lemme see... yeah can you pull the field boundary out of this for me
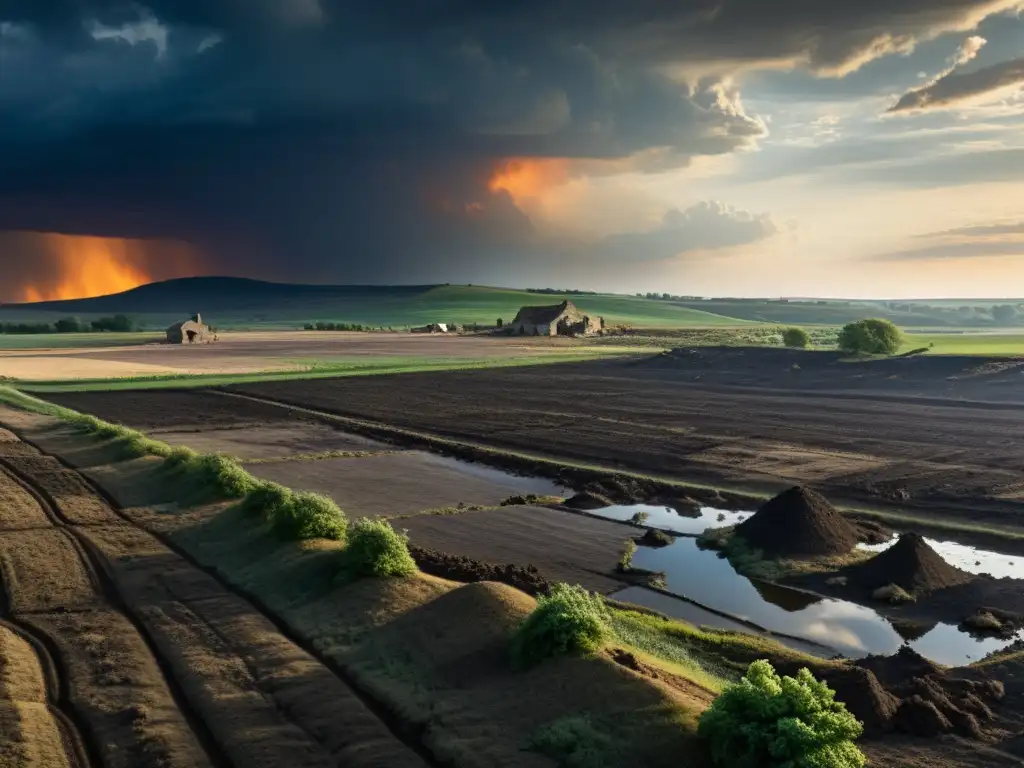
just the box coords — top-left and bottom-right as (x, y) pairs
(212, 389), (1024, 550)
(1, 421), (443, 768)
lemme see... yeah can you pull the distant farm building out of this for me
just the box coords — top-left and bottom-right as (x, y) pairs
(411, 323), (450, 334)
(166, 314), (210, 344)
(508, 300), (601, 336)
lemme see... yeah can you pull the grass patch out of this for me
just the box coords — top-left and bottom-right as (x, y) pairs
(338, 518), (417, 580)
(606, 606), (826, 685)
(0, 332), (161, 350)
(527, 715), (613, 768)
(499, 493), (565, 506)
(511, 583), (611, 669)
(902, 331), (1024, 356)
(242, 449), (395, 465)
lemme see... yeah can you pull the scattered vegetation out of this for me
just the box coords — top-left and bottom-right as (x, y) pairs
(617, 540), (637, 572)
(500, 493), (565, 506)
(241, 482), (348, 541)
(837, 318), (903, 355)
(628, 510), (650, 526)
(871, 584), (916, 604)
(697, 660), (865, 768)
(338, 518), (417, 580)
(527, 715), (612, 768)
(511, 583), (610, 669)
(782, 327), (810, 348)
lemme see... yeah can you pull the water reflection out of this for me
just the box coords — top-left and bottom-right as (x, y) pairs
(586, 503), (748, 536)
(422, 454), (570, 498)
(620, 537), (1022, 665)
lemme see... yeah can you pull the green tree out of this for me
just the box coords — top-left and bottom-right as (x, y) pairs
(837, 318), (902, 355)
(698, 660), (865, 768)
(782, 327), (810, 348)
(54, 317), (83, 333)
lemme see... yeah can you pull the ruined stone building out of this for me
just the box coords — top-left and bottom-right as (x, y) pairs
(166, 313), (210, 344)
(508, 300), (602, 336)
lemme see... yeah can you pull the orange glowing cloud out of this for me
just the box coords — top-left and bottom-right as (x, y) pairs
(19, 233), (199, 302)
(488, 158), (571, 206)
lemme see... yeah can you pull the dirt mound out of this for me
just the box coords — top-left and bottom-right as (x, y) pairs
(636, 529), (674, 548)
(734, 486), (858, 557)
(564, 491), (614, 509)
(842, 533), (975, 594)
(856, 645), (942, 688)
(410, 546), (550, 595)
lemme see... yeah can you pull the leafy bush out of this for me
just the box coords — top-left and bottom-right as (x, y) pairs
(241, 482), (294, 519)
(782, 327), (810, 349)
(270, 491), (347, 541)
(698, 660), (865, 768)
(511, 583), (610, 668)
(837, 319), (902, 355)
(340, 518), (417, 579)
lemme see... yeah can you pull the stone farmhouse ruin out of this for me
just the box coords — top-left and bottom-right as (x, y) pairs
(508, 300), (602, 336)
(166, 313), (210, 344)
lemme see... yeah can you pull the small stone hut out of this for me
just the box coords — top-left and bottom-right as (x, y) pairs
(508, 300), (601, 336)
(410, 323), (449, 334)
(166, 313), (210, 344)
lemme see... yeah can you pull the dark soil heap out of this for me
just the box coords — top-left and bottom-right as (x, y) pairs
(564, 491), (614, 510)
(734, 486), (858, 557)
(409, 546), (550, 596)
(842, 533), (975, 594)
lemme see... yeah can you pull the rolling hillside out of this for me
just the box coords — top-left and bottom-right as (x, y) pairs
(0, 278), (749, 329)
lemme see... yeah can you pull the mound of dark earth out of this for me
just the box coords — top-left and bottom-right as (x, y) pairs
(734, 485), (858, 557)
(842, 533), (975, 594)
(409, 546), (550, 596)
(781, 645), (1005, 739)
(564, 491), (614, 510)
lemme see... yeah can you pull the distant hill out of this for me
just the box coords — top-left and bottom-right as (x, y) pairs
(0, 277), (749, 329)
(4, 277), (1019, 330)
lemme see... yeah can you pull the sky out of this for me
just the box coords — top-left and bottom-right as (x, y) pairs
(1, 1), (1023, 301)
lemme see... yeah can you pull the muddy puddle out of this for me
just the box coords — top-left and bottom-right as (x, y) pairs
(858, 536), (1024, 579)
(585, 503), (748, 535)
(613, 537), (1023, 665)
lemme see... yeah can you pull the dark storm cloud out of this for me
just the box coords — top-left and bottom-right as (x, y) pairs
(890, 55), (1024, 111)
(0, 0), (1020, 291)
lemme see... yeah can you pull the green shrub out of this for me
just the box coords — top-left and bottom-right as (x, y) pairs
(837, 318), (902, 355)
(241, 482), (294, 519)
(782, 327), (810, 348)
(193, 453), (259, 497)
(617, 540), (637, 572)
(511, 583), (610, 668)
(698, 660), (865, 768)
(270, 491), (347, 541)
(340, 518), (417, 579)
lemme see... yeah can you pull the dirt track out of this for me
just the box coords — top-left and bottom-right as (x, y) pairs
(0, 417), (428, 768)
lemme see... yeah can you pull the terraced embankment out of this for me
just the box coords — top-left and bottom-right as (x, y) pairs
(0, 419), (427, 768)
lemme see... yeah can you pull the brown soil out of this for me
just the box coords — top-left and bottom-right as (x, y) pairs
(0, 413), (429, 768)
(247, 451), (563, 519)
(735, 486), (859, 557)
(0, 625), (72, 768)
(399, 505), (636, 593)
(0, 529), (100, 614)
(410, 546), (550, 596)
(0, 468), (50, 530)
(840, 533), (976, 594)
(1, 455), (120, 525)
(82, 522), (426, 768)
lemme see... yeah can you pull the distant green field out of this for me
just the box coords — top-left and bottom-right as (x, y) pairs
(0, 332), (161, 350)
(902, 332), (1024, 356)
(1, 283), (749, 330)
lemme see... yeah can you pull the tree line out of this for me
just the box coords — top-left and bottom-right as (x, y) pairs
(0, 315), (137, 335)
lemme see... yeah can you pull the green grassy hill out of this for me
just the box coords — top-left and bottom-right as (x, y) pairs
(0, 278), (749, 330)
